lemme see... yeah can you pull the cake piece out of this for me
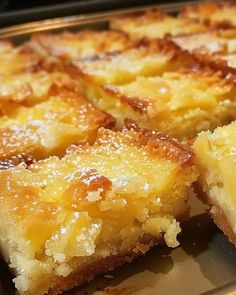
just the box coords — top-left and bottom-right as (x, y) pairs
(172, 28), (236, 70)
(0, 122), (198, 294)
(69, 39), (194, 86)
(0, 71), (75, 106)
(172, 29), (236, 54)
(193, 121), (236, 245)
(181, 2), (236, 28)
(77, 67), (236, 140)
(0, 86), (115, 160)
(31, 30), (133, 62)
(110, 8), (207, 39)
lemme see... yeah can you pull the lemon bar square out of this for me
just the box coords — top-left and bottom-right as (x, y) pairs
(0, 123), (197, 294)
(0, 71), (76, 107)
(69, 39), (194, 86)
(31, 30), (133, 62)
(78, 68), (236, 140)
(110, 8), (207, 39)
(0, 86), (115, 160)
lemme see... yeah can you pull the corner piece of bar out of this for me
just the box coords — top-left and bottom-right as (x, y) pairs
(193, 121), (236, 246)
(0, 125), (197, 294)
(180, 2), (236, 28)
(110, 8), (207, 39)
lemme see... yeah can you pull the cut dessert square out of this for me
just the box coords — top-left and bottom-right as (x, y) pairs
(172, 29), (236, 54)
(181, 2), (236, 28)
(193, 121), (236, 246)
(0, 122), (198, 294)
(77, 68), (236, 140)
(110, 8), (207, 39)
(172, 29), (236, 69)
(69, 39), (194, 86)
(0, 71), (75, 106)
(31, 30), (133, 62)
(0, 86), (115, 160)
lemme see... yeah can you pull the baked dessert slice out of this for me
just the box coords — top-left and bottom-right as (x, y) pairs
(31, 30), (133, 63)
(0, 71), (75, 106)
(76, 67), (236, 140)
(193, 121), (236, 246)
(172, 29), (236, 54)
(110, 8), (207, 39)
(172, 28), (236, 70)
(0, 86), (115, 160)
(0, 122), (198, 294)
(181, 2), (236, 28)
(69, 39), (194, 86)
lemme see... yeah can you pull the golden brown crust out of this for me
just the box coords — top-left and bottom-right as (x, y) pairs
(47, 253), (139, 294)
(170, 30), (236, 74)
(15, 43), (66, 73)
(181, 2), (233, 17)
(17, 44), (45, 72)
(54, 87), (116, 131)
(111, 8), (207, 39)
(103, 85), (150, 114)
(67, 38), (197, 83)
(0, 72), (79, 108)
(66, 121), (195, 167)
(123, 119), (195, 166)
(31, 30), (133, 63)
(191, 51), (236, 79)
(194, 182), (236, 246)
(0, 85), (116, 161)
(101, 65), (235, 118)
(47, 237), (159, 295)
(181, 2), (236, 29)
(76, 38), (190, 63)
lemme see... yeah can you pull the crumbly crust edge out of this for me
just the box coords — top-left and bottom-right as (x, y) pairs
(194, 182), (236, 246)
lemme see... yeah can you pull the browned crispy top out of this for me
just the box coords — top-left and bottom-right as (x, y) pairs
(66, 120), (195, 167)
(123, 119), (195, 165)
(31, 30), (133, 62)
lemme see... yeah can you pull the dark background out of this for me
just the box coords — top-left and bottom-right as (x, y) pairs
(1, 0), (164, 11)
(4, 0), (71, 10)
(0, 0), (188, 27)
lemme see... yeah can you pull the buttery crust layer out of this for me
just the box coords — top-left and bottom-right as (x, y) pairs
(194, 182), (236, 246)
(47, 237), (159, 295)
